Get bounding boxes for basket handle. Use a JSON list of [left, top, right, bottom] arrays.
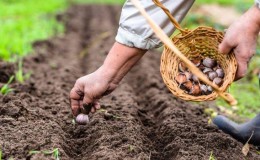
[[152, 0, 188, 34]]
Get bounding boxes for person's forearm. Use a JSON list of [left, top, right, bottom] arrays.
[[99, 42, 146, 85]]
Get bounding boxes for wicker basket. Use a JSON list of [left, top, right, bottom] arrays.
[[153, 0, 237, 102]]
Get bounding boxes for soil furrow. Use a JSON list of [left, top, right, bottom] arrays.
[[0, 4, 260, 160]]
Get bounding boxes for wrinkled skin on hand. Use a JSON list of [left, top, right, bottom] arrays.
[[218, 5, 260, 80], [69, 42, 146, 117], [70, 69, 118, 116]]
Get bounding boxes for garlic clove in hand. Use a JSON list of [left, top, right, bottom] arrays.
[[76, 113, 89, 125]]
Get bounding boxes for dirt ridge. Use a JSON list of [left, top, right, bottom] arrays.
[[0, 4, 260, 160]]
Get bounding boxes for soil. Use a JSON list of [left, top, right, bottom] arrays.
[[0, 4, 259, 160]]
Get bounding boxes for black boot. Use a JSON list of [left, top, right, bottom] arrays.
[[213, 114, 260, 146]]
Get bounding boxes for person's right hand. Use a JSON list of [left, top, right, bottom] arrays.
[[69, 42, 146, 117], [69, 68, 118, 117], [218, 5, 260, 80]]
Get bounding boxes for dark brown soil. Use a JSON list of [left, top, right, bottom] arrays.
[[0, 5, 259, 160]]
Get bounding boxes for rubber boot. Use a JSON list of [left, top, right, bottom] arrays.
[[213, 114, 260, 146]]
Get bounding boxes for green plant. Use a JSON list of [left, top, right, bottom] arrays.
[[0, 149, 2, 160], [209, 151, 216, 160], [29, 148, 60, 160], [15, 60, 30, 83], [0, 76, 14, 95]]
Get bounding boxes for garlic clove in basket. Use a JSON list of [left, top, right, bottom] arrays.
[[184, 71, 192, 80], [191, 59, 201, 67], [213, 77, 223, 86], [175, 73, 187, 85], [192, 74, 199, 83], [200, 84, 208, 94], [208, 71, 218, 81], [203, 67, 213, 74], [207, 86, 213, 93], [203, 57, 217, 68], [216, 68, 224, 78], [182, 81, 193, 91], [189, 84, 201, 95], [179, 62, 188, 72]]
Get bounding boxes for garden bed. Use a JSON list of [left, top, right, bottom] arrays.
[[0, 5, 259, 160]]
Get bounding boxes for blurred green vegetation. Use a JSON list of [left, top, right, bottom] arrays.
[[216, 56, 260, 119], [0, 0, 124, 61], [0, 0, 68, 61]]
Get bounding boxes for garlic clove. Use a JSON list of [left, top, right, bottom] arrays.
[[203, 67, 213, 74], [76, 113, 89, 125], [189, 84, 201, 95], [175, 73, 187, 84], [207, 86, 213, 93], [182, 81, 193, 91], [198, 64, 205, 71], [184, 71, 192, 80], [179, 62, 188, 72], [192, 74, 199, 83], [202, 57, 217, 68], [200, 84, 208, 94], [191, 59, 201, 67], [213, 77, 223, 86], [208, 71, 218, 81], [216, 68, 224, 78]]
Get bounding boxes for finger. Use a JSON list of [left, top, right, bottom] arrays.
[[81, 103, 93, 114], [218, 38, 233, 54], [233, 46, 251, 80], [71, 99, 80, 116], [91, 107, 96, 113], [94, 101, 101, 110], [70, 87, 84, 116]]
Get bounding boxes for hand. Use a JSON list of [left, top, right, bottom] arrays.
[[218, 5, 260, 80], [69, 68, 118, 116], [69, 42, 146, 117]]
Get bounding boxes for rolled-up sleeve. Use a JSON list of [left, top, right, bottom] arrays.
[[115, 0, 195, 50], [256, 0, 260, 6]]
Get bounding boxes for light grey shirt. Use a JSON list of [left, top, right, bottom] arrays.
[[115, 0, 195, 50], [116, 0, 260, 50]]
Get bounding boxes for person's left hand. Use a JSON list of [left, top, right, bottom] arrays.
[[218, 5, 260, 80]]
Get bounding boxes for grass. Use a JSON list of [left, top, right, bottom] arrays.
[[15, 59, 31, 83], [0, 0, 67, 61], [209, 151, 216, 160], [0, 0, 126, 61], [29, 148, 60, 160], [217, 55, 260, 119], [0, 76, 14, 95]]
